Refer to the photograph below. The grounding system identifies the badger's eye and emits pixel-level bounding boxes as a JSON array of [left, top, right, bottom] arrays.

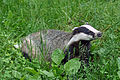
[[87, 31, 90, 33], [86, 31, 95, 37], [73, 30, 79, 35], [86, 30, 91, 34], [88, 32, 94, 35]]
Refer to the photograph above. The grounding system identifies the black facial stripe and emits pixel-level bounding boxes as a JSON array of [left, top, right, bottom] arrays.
[[72, 27, 95, 37]]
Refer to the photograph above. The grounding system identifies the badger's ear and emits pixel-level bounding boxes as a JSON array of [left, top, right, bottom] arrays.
[[72, 27, 78, 31], [72, 27, 79, 35], [85, 22, 89, 25]]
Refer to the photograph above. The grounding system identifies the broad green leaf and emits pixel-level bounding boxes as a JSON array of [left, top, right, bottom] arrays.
[[24, 67, 38, 74], [51, 49, 65, 65], [22, 74, 42, 80], [12, 70, 22, 79], [117, 71, 120, 79], [24, 74, 34, 80], [40, 70, 54, 77], [64, 58, 81, 75]]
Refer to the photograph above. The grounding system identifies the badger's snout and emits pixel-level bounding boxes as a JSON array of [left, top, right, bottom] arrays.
[[97, 32, 102, 37]]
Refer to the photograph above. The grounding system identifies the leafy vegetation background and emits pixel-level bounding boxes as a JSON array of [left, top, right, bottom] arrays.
[[0, 0, 120, 80]]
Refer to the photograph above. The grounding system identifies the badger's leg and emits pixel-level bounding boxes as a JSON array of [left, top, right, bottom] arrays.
[[84, 42, 91, 66], [85, 48, 90, 66], [61, 48, 69, 64], [85, 42, 95, 65], [22, 52, 32, 62], [61, 45, 74, 64], [61, 50, 69, 64]]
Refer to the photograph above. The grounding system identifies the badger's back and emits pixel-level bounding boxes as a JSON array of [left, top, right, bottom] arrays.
[[21, 30, 72, 61]]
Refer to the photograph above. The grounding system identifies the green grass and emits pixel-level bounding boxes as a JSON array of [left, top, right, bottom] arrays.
[[0, 0, 120, 79]]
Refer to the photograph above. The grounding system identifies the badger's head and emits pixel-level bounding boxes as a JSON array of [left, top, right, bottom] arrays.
[[67, 24, 102, 46]]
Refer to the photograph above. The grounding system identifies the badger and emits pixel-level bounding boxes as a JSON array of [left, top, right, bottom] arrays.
[[14, 24, 102, 64]]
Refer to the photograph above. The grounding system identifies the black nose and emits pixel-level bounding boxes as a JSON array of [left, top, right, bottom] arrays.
[[97, 32, 102, 37]]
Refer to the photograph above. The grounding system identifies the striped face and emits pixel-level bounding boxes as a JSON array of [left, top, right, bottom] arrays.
[[67, 25, 102, 46]]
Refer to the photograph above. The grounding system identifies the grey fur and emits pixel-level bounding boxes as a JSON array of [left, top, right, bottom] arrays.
[[20, 30, 72, 61]]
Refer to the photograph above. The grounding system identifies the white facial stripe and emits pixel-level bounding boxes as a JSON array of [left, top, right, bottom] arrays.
[[67, 33, 93, 46], [81, 25, 100, 33]]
